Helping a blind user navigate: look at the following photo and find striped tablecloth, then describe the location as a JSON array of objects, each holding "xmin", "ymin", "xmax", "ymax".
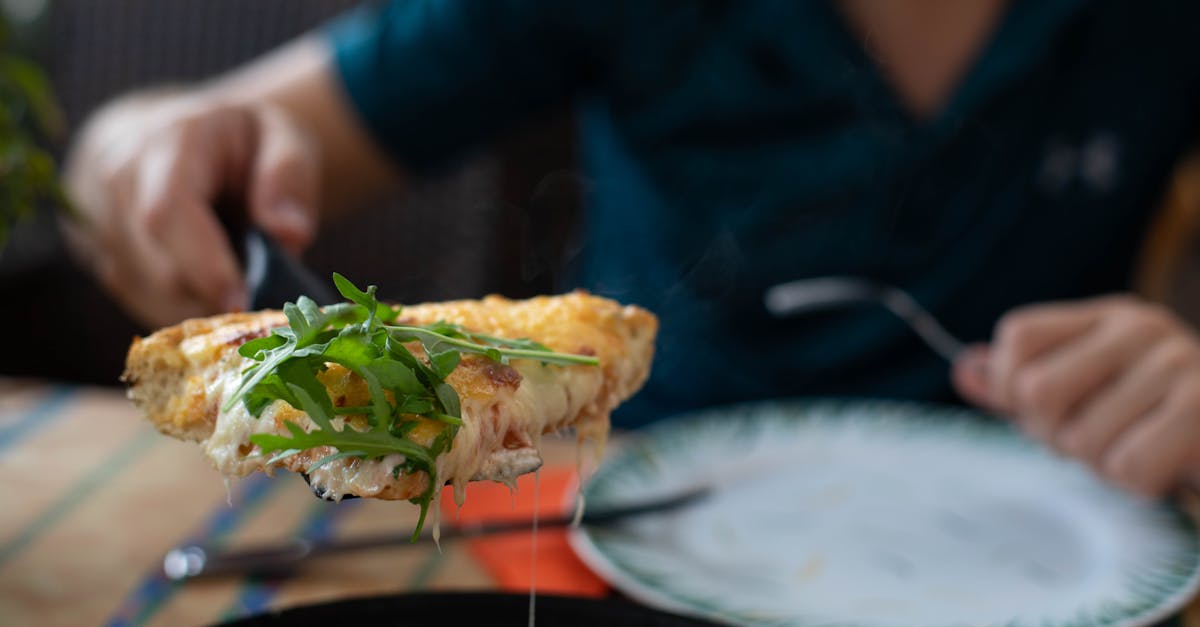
[
  {"xmin": 0, "ymin": 380, "xmax": 512, "ymax": 627},
  {"xmin": 4, "ymin": 380, "xmax": 1200, "ymax": 627}
]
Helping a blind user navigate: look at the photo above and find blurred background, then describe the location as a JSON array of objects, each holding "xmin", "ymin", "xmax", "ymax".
[
  {"xmin": 0, "ymin": 0, "xmax": 584, "ymax": 385},
  {"xmin": 4, "ymin": 0, "xmax": 1200, "ymax": 387},
  {"xmin": 7, "ymin": 4, "xmax": 1200, "ymax": 626}
]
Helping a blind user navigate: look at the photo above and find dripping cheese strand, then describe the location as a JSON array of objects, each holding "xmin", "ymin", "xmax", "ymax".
[{"xmin": 529, "ymin": 469, "xmax": 540, "ymax": 627}]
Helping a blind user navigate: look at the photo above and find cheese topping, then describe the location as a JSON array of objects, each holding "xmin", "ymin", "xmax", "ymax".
[
  {"xmin": 204, "ymin": 367, "xmax": 281, "ymax": 476},
  {"xmin": 197, "ymin": 354, "xmax": 609, "ymax": 502},
  {"xmin": 127, "ymin": 291, "xmax": 656, "ymax": 505}
]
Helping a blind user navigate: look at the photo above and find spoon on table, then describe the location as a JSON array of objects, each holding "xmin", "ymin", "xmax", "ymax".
[{"xmin": 763, "ymin": 277, "xmax": 965, "ymax": 363}]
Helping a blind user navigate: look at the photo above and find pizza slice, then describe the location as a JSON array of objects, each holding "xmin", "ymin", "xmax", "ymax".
[{"xmin": 123, "ymin": 275, "xmax": 655, "ymax": 533}]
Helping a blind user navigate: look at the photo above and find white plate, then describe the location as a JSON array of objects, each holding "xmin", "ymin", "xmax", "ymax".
[{"xmin": 569, "ymin": 400, "xmax": 1200, "ymax": 627}]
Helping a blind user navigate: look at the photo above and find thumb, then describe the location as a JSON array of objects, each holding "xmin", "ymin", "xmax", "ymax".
[
  {"xmin": 249, "ymin": 107, "xmax": 319, "ymax": 256},
  {"xmin": 952, "ymin": 344, "xmax": 1006, "ymax": 413}
]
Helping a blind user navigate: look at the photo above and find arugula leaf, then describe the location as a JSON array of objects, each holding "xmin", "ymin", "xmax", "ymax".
[
  {"xmin": 426, "ymin": 348, "xmax": 461, "ymax": 381},
  {"xmin": 332, "ymin": 272, "xmax": 374, "ymax": 310},
  {"xmin": 225, "ymin": 273, "xmax": 598, "ymax": 540},
  {"xmin": 389, "ymin": 326, "xmax": 597, "ymax": 366},
  {"xmin": 396, "ymin": 397, "xmax": 435, "ymax": 415},
  {"xmin": 353, "ymin": 365, "xmax": 391, "ymax": 427},
  {"xmin": 238, "ymin": 334, "xmax": 286, "ymax": 359},
  {"xmin": 284, "ymin": 376, "xmax": 336, "ymax": 432},
  {"xmin": 364, "ymin": 358, "xmax": 423, "ymax": 396},
  {"xmin": 308, "ymin": 450, "xmax": 369, "ymax": 472},
  {"xmin": 333, "ymin": 272, "xmax": 399, "ymax": 324},
  {"xmin": 429, "ymin": 413, "xmax": 464, "ymax": 426},
  {"xmin": 432, "ymin": 381, "xmax": 461, "ymax": 418},
  {"xmin": 249, "ymin": 421, "xmax": 433, "ymax": 466}
]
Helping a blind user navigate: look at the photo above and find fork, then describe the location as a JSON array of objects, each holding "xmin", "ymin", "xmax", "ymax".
[{"xmin": 763, "ymin": 277, "xmax": 965, "ymax": 363}]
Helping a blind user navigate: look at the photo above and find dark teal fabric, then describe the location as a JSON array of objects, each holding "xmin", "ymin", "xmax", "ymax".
[{"xmin": 330, "ymin": 0, "xmax": 1200, "ymax": 427}]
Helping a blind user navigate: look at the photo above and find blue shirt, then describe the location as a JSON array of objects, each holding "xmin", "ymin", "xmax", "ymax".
[{"xmin": 330, "ymin": 0, "xmax": 1200, "ymax": 426}]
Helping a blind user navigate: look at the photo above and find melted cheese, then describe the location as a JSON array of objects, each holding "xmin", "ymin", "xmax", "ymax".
[
  {"xmin": 195, "ymin": 354, "xmax": 605, "ymax": 502},
  {"xmin": 204, "ymin": 368, "xmax": 283, "ymax": 476},
  {"xmin": 529, "ymin": 469, "xmax": 541, "ymax": 627},
  {"xmin": 200, "ymin": 362, "xmax": 398, "ymax": 498},
  {"xmin": 136, "ymin": 291, "xmax": 657, "ymax": 504}
]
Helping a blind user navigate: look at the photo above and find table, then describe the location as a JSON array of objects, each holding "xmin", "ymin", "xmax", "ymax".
[
  {"xmin": 0, "ymin": 380, "xmax": 596, "ymax": 627},
  {"xmin": 3, "ymin": 380, "xmax": 1200, "ymax": 627}
]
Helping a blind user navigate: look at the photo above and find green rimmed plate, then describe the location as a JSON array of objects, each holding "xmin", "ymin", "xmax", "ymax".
[{"xmin": 569, "ymin": 400, "xmax": 1200, "ymax": 627}]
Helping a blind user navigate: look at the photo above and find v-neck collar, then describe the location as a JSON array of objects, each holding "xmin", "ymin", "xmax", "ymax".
[
  {"xmin": 781, "ymin": 0, "xmax": 1088, "ymax": 139},
  {"xmin": 936, "ymin": 0, "xmax": 1087, "ymax": 132}
]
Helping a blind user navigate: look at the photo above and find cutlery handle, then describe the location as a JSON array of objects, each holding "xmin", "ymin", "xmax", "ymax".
[
  {"xmin": 163, "ymin": 521, "xmax": 573, "ymax": 580},
  {"xmin": 764, "ymin": 277, "xmax": 965, "ymax": 363},
  {"xmin": 162, "ymin": 486, "xmax": 711, "ymax": 581},
  {"xmin": 214, "ymin": 195, "xmax": 336, "ymax": 310},
  {"xmin": 163, "ymin": 541, "xmax": 312, "ymax": 580}
]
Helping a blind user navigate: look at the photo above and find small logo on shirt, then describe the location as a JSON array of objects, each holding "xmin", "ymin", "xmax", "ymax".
[{"xmin": 1038, "ymin": 132, "xmax": 1120, "ymax": 195}]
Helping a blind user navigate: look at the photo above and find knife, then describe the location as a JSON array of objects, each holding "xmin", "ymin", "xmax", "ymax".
[
  {"xmin": 217, "ymin": 196, "xmax": 335, "ymax": 310},
  {"xmin": 162, "ymin": 485, "xmax": 710, "ymax": 581},
  {"xmin": 239, "ymin": 227, "xmax": 336, "ymax": 310}
]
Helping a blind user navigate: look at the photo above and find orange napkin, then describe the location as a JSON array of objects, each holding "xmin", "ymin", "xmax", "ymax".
[{"xmin": 439, "ymin": 467, "xmax": 609, "ymax": 597}]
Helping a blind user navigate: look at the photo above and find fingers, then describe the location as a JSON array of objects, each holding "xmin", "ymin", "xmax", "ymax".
[
  {"xmin": 951, "ymin": 344, "xmax": 996, "ymax": 409},
  {"xmin": 987, "ymin": 301, "xmax": 1105, "ymax": 413},
  {"xmin": 1008, "ymin": 311, "xmax": 1165, "ymax": 440},
  {"xmin": 132, "ymin": 124, "xmax": 248, "ymax": 315},
  {"xmin": 60, "ymin": 97, "xmax": 318, "ymax": 328},
  {"xmin": 61, "ymin": 99, "xmax": 225, "ymax": 327},
  {"xmin": 146, "ymin": 195, "xmax": 246, "ymax": 312},
  {"xmin": 1057, "ymin": 339, "xmax": 1194, "ymax": 464},
  {"xmin": 1098, "ymin": 380, "xmax": 1200, "ymax": 498},
  {"xmin": 970, "ymin": 296, "xmax": 1200, "ymax": 499},
  {"xmin": 103, "ymin": 252, "xmax": 214, "ymax": 325},
  {"xmin": 249, "ymin": 106, "xmax": 318, "ymax": 256}
]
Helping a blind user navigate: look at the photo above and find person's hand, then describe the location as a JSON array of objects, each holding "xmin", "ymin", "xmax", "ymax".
[
  {"xmin": 62, "ymin": 92, "xmax": 320, "ymax": 328},
  {"xmin": 953, "ymin": 295, "xmax": 1200, "ymax": 498}
]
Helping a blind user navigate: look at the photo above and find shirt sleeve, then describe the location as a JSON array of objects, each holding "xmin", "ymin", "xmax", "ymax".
[{"xmin": 327, "ymin": 0, "xmax": 603, "ymax": 172}]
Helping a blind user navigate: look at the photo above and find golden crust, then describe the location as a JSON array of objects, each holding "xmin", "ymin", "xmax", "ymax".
[
  {"xmin": 123, "ymin": 291, "xmax": 657, "ymax": 500},
  {"xmin": 124, "ymin": 311, "xmax": 288, "ymax": 441}
]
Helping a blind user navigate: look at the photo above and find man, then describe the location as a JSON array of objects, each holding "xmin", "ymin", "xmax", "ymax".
[{"xmin": 63, "ymin": 0, "xmax": 1200, "ymax": 497}]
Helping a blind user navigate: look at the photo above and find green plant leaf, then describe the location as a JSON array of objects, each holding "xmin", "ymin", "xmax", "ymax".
[
  {"xmin": 238, "ymin": 334, "xmax": 287, "ymax": 359},
  {"xmin": 427, "ymin": 348, "xmax": 461, "ymax": 381},
  {"xmin": 0, "ymin": 45, "xmax": 68, "ymax": 250},
  {"xmin": 308, "ymin": 450, "xmax": 368, "ymax": 472}
]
